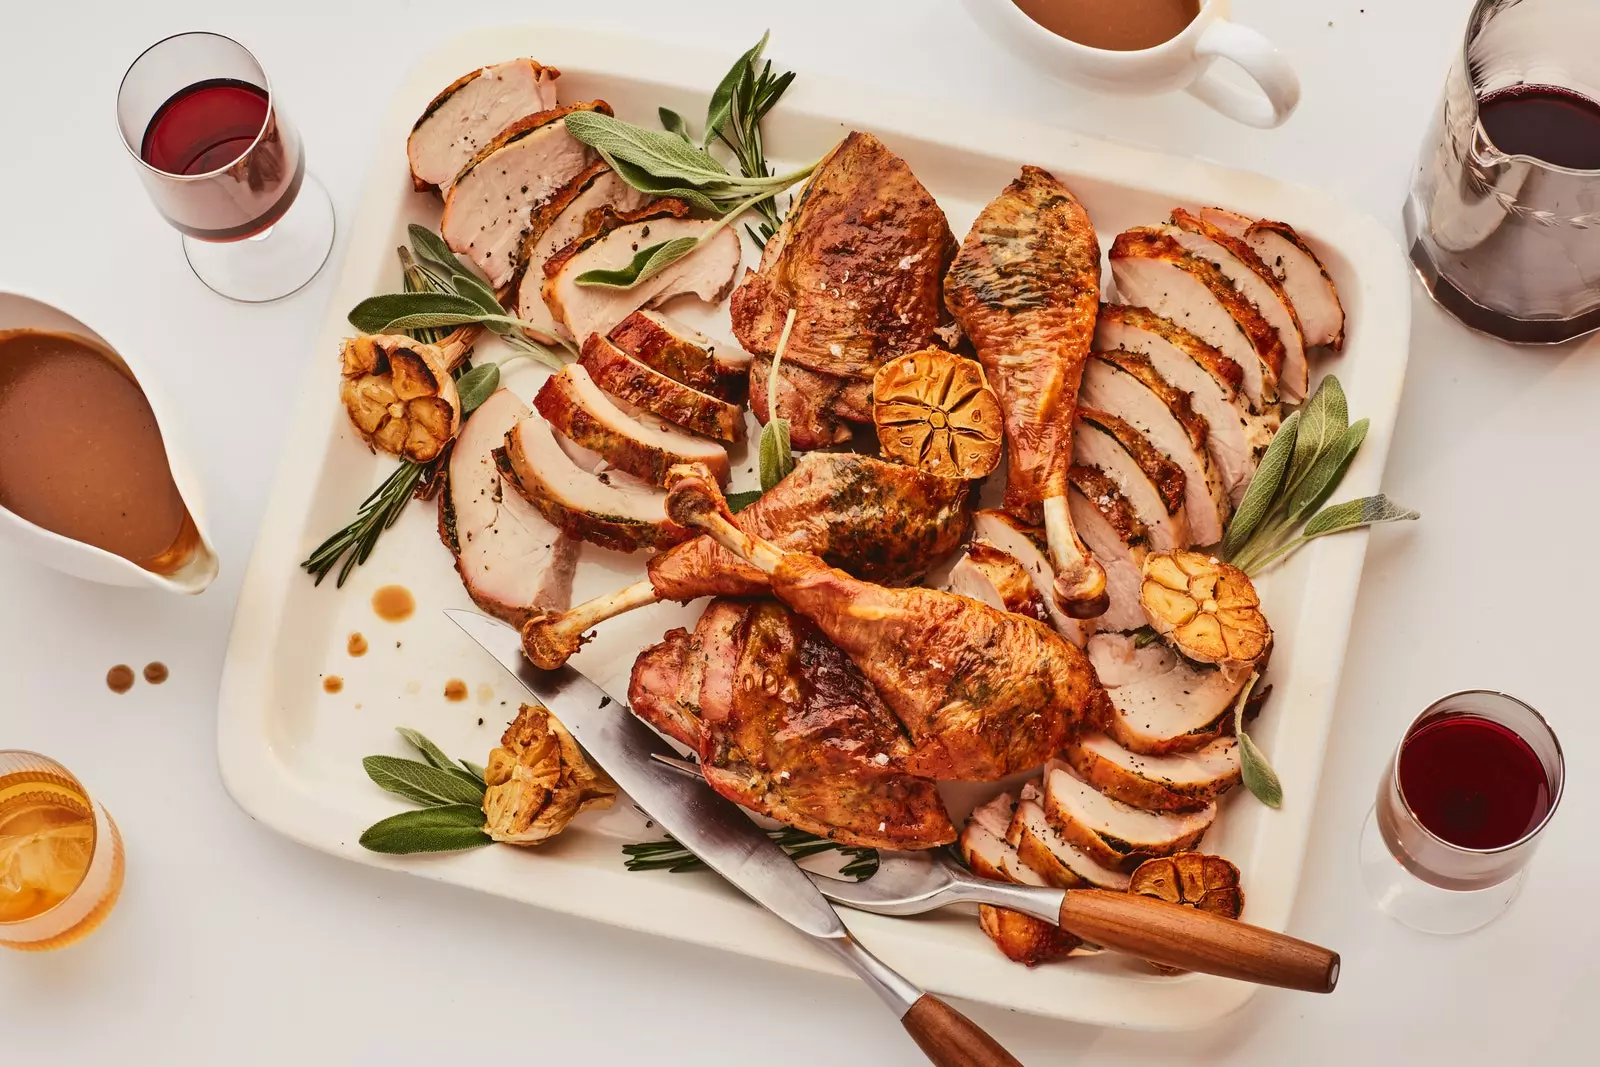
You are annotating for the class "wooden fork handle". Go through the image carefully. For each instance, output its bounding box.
[902,994,1023,1067]
[1060,889,1340,993]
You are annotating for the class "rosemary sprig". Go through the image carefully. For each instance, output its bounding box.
[623,825,879,880]
[709,32,797,246]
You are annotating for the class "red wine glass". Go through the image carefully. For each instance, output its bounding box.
[116,32,334,303]
[1404,0,1600,343]
[1360,691,1564,934]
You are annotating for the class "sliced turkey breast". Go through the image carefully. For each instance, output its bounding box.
[959,803,1081,966]
[1010,788,1132,890]
[1201,209,1346,351]
[1072,409,1189,551]
[1064,733,1241,813]
[1065,466,1147,633]
[441,102,609,288]
[1109,229,1283,411]
[1166,209,1309,402]
[543,200,742,348]
[608,310,746,399]
[407,59,560,194]
[970,510,1092,646]
[970,791,1019,841]
[1082,352,1229,548]
[534,364,729,487]
[496,411,690,553]
[1086,633,1248,755]
[442,389,577,628]
[1095,304,1266,507]
[1042,764,1216,869]
[513,163,650,344]
[928,541,1053,629]
[578,335,742,443]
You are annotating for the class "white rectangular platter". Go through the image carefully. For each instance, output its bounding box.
[218,26,1411,1031]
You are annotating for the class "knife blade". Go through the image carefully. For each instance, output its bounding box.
[445,609,855,944]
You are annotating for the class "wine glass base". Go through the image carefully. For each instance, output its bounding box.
[1359,806,1524,935]
[181,172,335,303]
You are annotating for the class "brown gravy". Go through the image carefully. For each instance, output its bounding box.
[0,330,193,570]
[106,664,135,693]
[347,632,369,656]
[371,585,415,622]
[142,662,169,685]
[1012,0,1200,50]
[323,675,344,694]
[443,678,468,702]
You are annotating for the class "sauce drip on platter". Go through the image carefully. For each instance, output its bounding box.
[105,665,135,694]
[0,330,196,573]
[371,585,415,622]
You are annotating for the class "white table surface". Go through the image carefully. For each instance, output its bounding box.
[1,1,1594,1062]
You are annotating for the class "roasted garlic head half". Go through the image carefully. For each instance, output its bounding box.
[1129,852,1243,919]
[872,348,1002,479]
[482,703,617,846]
[339,333,462,463]
[1140,551,1272,669]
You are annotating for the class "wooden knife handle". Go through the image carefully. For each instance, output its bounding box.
[1059,889,1339,993]
[902,994,1023,1067]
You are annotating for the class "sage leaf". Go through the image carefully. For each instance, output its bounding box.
[380,311,498,331]
[726,489,763,513]
[1221,409,1301,560]
[574,237,700,290]
[598,153,723,214]
[362,755,486,806]
[704,32,769,147]
[1230,673,1282,808]
[359,805,493,854]
[1131,625,1161,649]
[349,292,484,334]
[1302,494,1420,537]
[408,224,475,278]
[459,759,488,784]
[455,363,500,415]
[396,727,455,771]
[659,107,693,143]
[758,419,793,491]
[565,110,730,189]
[1286,418,1369,522]
[449,270,507,322]
[1285,374,1348,495]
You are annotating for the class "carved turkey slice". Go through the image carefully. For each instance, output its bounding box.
[441,102,609,287]
[927,541,1053,629]
[1042,763,1216,870]
[1010,788,1133,890]
[496,413,689,553]
[608,310,747,398]
[1095,304,1266,507]
[1072,409,1189,551]
[1081,351,1229,547]
[1167,208,1309,402]
[441,389,577,627]
[542,200,742,347]
[1065,466,1147,633]
[534,364,729,487]
[969,510,1092,646]
[579,335,743,443]
[959,797,1080,966]
[1086,633,1249,755]
[1109,228,1283,411]
[1063,733,1241,813]
[407,59,561,194]
[513,163,650,344]
[1201,208,1346,351]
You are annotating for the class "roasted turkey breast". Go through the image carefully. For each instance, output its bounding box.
[407,59,560,194]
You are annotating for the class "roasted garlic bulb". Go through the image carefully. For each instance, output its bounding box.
[872,349,1002,479]
[482,703,617,846]
[1140,551,1272,669]
[1129,852,1243,919]
[340,333,462,463]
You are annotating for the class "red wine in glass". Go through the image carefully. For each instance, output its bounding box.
[141,79,270,176]
[1398,714,1552,850]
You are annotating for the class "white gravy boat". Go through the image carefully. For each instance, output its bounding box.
[0,289,219,594]
[966,0,1301,129]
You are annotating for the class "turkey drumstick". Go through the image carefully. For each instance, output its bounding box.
[664,466,1095,781]
[946,166,1108,620]
[521,452,971,668]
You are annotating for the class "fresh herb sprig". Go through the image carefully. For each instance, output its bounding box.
[303,241,477,586]
[623,826,879,880]
[758,309,798,491]
[564,33,808,290]
[1221,375,1417,575]
[358,728,493,854]
[1231,673,1282,808]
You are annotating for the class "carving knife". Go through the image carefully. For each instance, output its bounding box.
[446,609,1021,1067]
